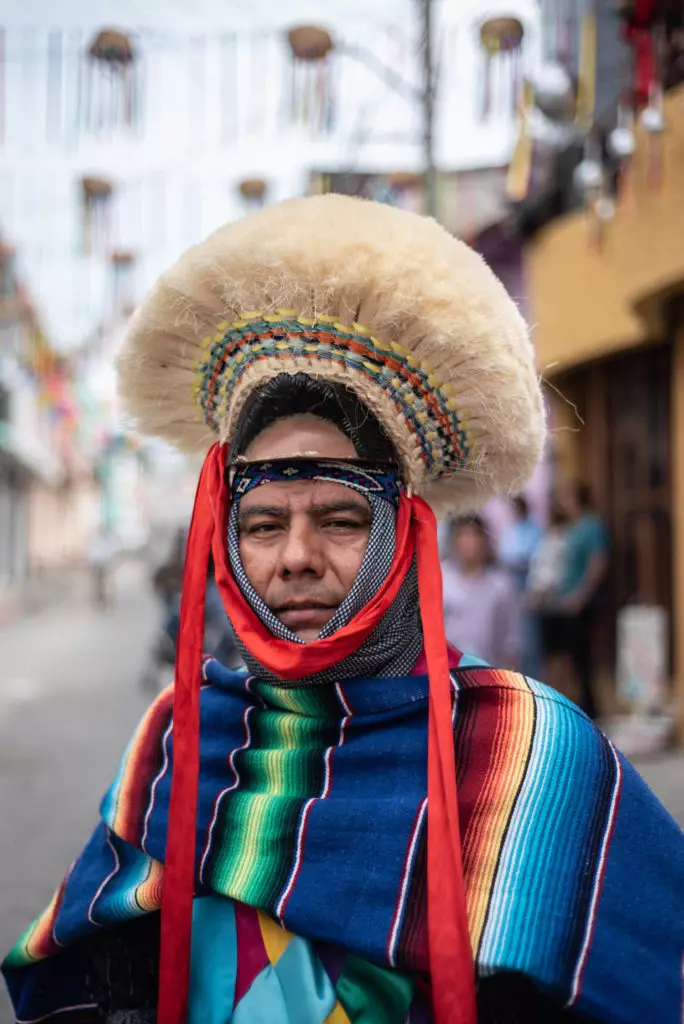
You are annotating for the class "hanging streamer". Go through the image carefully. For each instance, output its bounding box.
[287,25,334,134]
[220,34,237,145]
[81,176,114,254]
[110,251,135,316]
[479,17,524,122]
[83,29,138,136]
[46,31,63,145]
[0,29,5,146]
[188,36,206,144]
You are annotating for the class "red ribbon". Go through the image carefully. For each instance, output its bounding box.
[157,442,477,1024]
[621,0,659,109]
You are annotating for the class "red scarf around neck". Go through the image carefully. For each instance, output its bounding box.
[157,442,477,1024]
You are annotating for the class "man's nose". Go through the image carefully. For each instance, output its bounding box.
[278,521,324,577]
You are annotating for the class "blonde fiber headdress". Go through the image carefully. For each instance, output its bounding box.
[118,194,544,513]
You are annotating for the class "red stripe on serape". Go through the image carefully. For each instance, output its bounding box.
[566,743,624,1007]
[114,688,174,846]
[454,688,501,844]
[388,797,429,972]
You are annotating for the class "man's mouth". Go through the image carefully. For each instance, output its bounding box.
[273,602,337,629]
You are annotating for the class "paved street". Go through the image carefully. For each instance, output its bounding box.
[0,572,682,1022]
[0,563,158,1023]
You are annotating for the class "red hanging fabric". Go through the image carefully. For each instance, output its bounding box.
[414,496,478,1024]
[157,450,215,1024]
[157,444,476,1024]
[621,0,659,109]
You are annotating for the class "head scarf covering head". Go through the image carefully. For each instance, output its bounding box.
[227,373,423,684]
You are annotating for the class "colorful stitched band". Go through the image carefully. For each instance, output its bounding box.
[195,314,470,475]
[230,460,401,505]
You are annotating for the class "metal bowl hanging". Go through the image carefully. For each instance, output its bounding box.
[479,16,525,121]
[479,17,524,54]
[111,250,135,266]
[287,26,334,61]
[88,29,135,65]
[238,178,268,205]
[82,177,114,200]
[286,25,335,133]
[85,29,138,134]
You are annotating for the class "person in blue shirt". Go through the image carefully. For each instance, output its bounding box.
[558,484,609,719]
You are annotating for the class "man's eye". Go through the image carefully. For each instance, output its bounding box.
[325,518,362,530]
[248,523,281,535]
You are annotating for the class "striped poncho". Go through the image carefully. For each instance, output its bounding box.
[4,652,684,1023]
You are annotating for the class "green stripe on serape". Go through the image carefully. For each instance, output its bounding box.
[206,707,340,908]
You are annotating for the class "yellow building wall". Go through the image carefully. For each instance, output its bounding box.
[526,84,684,374]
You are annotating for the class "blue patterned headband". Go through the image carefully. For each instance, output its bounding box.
[229,459,402,506]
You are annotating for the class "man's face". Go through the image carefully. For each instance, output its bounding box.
[238,415,372,642]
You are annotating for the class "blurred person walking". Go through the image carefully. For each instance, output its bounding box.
[556,484,609,720]
[528,499,571,693]
[87,528,117,609]
[442,516,521,668]
[499,495,543,677]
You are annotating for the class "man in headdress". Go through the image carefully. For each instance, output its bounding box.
[3,197,683,1024]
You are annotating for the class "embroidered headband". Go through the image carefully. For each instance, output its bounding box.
[229,458,402,505]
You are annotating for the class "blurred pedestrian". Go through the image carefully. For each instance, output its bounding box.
[499,495,543,677]
[557,483,609,719]
[87,528,117,609]
[442,515,521,668]
[528,498,570,693]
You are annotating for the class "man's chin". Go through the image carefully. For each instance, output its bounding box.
[294,626,324,644]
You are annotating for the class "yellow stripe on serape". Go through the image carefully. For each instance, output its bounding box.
[324,1004,352,1023]
[257,910,292,964]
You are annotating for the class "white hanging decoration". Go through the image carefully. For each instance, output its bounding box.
[531,61,576,121]
[573,158,603,193]
[608,125,636,159]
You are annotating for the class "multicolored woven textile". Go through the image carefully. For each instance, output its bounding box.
[4,654,684,1023]
[195,313,471,474]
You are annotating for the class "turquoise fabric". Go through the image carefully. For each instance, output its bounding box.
[272,934,339,1020]
[560,513,608,596]
[189,896,237,1024]
[231,936,338,1024]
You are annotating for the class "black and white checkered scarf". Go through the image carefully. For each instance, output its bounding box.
[226,460,423,687]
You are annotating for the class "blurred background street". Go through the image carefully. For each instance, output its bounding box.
[1,0,684,1013]
[0,563,157,1022]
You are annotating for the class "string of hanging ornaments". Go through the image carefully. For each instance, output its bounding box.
[287,26,335,134]
[617,0,673,189]
[83,29,138,134]
[479,16,525,121]
[238,178,269,212]
[81,177,114,255]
